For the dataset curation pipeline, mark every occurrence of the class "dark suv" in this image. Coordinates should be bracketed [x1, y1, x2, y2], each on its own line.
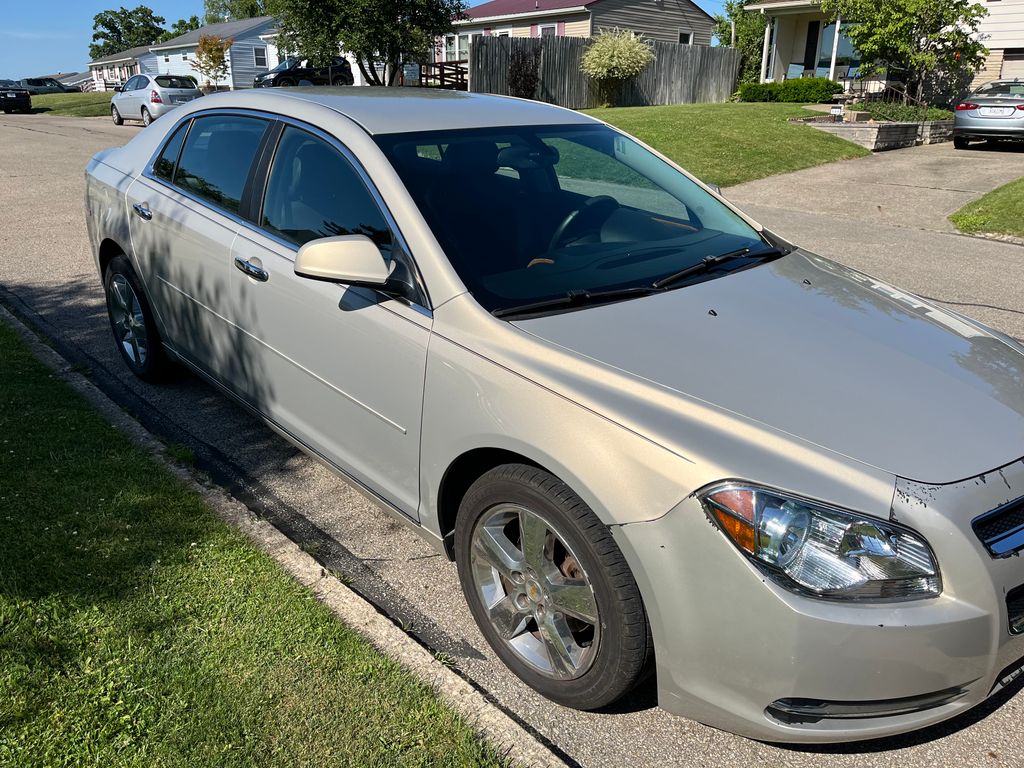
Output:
[253, 57, 354, 88]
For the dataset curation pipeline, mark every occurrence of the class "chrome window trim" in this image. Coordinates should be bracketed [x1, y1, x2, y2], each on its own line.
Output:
[141, 106, 433, 315]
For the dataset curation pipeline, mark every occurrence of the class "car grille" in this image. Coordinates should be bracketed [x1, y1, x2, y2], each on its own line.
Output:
[973, 496, 1024, 557]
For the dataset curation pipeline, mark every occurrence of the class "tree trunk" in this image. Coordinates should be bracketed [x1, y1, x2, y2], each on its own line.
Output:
[357, 57, 382, 86]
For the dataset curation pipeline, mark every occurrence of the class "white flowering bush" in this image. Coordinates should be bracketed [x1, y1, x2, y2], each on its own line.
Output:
[580, 28, 655, 82]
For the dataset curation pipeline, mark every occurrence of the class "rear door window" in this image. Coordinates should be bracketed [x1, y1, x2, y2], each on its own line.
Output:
[174, 114, 269, 214]
[153, 120, 190, 181]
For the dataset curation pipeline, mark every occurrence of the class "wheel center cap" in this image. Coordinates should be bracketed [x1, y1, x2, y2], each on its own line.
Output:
[526, 581, 543, 603]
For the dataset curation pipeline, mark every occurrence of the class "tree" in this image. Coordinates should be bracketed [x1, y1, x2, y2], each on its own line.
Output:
[157, 15, 201, 43]
[712, 1, 767, 86]
[204, 0, 267, 23]
[267, 0, 350, 68]
[819, 0, 988, 102]
[89, 5, 166, 60]
[580, 29, 655, 106]
[192, 34, 234, 90]
[341, 0, 467, 85]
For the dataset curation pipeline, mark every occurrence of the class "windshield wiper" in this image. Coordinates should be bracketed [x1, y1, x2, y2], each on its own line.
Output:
[493, 285, 660, 319]
[652, 246, 787, 290]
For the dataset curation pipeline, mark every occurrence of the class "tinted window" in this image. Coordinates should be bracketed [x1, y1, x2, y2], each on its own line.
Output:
[153, 120, 189, 181]
[175, 115, 268, 214]
[155, 75, 195, 89]
[262, 126, 392, 249]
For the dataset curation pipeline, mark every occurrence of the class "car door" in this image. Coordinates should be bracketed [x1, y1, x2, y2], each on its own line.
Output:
[228, 123, 431, 518]
[116, 76, 140, 115]
[126, 112, 273, 373]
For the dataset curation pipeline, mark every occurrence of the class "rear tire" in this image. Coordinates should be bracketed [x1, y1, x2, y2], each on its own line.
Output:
[141, 107, 152, 126]
[104, 255, 171, 382]
[455, 464, 653, 710]
[331, 75, 352, 86]
[111, 104, 123, 125]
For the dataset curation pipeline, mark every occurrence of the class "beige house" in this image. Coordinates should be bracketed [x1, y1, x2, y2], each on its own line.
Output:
[746, 0, 1024, 88]
[439, 0, 715, 61]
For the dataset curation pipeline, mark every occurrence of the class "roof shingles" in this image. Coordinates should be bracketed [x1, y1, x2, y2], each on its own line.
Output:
[465, 0, 597, 19]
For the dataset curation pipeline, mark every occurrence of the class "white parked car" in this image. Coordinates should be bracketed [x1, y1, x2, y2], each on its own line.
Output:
[111, 74, 201, 126]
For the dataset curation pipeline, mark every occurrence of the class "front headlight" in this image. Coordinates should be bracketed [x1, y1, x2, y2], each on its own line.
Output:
[699, 483, 940, 601]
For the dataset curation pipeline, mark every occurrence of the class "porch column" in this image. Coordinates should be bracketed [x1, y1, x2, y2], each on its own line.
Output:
[759, 12, 771, 82]
[828, 14, 841, 81]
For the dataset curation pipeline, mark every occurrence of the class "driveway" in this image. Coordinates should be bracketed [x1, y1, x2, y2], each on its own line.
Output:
[725, 141, 1024, 341]
[1, 114, 1023, 768]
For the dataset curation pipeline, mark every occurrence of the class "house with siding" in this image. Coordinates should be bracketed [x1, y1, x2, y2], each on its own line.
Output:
[745, 0, 1024, 88]
[88, 16, 280, 91]
[439, 0, 715, 62]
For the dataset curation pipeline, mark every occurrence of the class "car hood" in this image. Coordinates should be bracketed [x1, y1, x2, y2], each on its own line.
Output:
[512, 251, 1024, 484]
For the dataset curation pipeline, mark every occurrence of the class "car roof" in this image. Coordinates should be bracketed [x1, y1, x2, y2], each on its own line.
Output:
[193, 87, 598, 135]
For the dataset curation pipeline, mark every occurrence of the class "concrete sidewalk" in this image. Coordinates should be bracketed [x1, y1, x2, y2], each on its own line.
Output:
[725, 141, 1024, 340]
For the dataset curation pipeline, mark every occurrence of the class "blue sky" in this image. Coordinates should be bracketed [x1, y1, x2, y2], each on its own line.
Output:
[0, 0, 723, 79]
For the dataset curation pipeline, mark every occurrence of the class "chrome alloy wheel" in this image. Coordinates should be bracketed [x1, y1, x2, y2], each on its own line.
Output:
[108, 274, 148, 366]
[470, 503, 600, 679]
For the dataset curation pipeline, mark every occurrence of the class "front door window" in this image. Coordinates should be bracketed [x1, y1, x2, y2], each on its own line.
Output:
[816, 24, 860, 78]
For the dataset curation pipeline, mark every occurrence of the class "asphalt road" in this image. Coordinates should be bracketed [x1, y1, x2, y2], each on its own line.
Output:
[2, 113, 1024, 768]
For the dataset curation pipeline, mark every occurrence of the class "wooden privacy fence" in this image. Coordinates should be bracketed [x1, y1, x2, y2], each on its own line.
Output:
[469, 36, 741, 109]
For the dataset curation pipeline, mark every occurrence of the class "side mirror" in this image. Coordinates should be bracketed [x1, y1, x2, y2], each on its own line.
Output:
[294, 235, 392, 286]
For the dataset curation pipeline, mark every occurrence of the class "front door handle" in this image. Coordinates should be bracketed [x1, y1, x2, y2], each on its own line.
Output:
[234, 256, 268, 282]
[132, 202, 152, 221]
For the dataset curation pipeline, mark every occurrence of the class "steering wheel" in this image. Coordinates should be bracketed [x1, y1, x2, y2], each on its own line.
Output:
[546, 195, 620, 254]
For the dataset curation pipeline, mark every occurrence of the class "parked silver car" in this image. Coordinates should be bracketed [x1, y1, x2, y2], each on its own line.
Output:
[110, 74, 201, 127]
[953, 79, 1024, 148]
[84, 89, 1024, 743]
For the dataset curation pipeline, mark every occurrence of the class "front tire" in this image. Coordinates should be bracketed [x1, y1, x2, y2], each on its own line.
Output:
[141, 107, 152, 126]
[111, 104, 123, 125]
[104, 255, 171, 382]
[455, 464, 653, 710]
[277, 78, 295, 87]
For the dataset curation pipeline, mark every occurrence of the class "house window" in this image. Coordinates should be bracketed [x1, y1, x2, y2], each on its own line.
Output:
[496, 29, 511, 37]
[182, 52, 188, 61]
[164, 55, 169, 62]
[540, 24, 557, 36]
[678, 31, 692, 45]
[443, 33, 472, 61]
[254, 46, 267, 68]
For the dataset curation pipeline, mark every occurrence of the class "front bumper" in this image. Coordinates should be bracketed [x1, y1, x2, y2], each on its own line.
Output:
[613, 457, 1024, 742]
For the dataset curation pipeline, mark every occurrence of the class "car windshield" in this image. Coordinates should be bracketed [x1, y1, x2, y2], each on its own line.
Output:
[976, 81, 1024, 96]
[375, 124, 768, 314]
[155, 75, 195, 89]
[269, 58, 297, 72]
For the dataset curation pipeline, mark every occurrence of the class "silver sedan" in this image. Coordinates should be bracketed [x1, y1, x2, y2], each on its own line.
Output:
[84, 88, 1024, 743]
[110, 74, 201, 127]
[953, 79, 1024, 148]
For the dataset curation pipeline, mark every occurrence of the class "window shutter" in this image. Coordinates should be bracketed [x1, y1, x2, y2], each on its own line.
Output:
[530, 24, 539, 37]
[557, 21, 566, 36]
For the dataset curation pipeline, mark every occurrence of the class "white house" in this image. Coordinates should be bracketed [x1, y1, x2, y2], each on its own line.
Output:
[88, 16, 281, 90]
[745, 0, 1024, 89]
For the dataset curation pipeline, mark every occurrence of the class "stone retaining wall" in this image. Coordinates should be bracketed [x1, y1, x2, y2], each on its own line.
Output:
[793, 119, 955, 151]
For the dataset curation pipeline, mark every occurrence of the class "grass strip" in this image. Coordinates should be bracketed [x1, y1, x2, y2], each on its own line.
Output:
[29, 91, 115, 117]
[950, 175, 1024, 238]
[0, 320, 501, 768]
[584, 102, 869, 187]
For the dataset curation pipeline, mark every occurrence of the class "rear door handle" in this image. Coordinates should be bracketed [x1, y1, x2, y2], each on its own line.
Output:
[132, 202, 152, 221]
[234, 256, 268, 282]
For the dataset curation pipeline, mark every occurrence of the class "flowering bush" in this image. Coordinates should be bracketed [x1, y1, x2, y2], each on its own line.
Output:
[580, 28, 655, 82]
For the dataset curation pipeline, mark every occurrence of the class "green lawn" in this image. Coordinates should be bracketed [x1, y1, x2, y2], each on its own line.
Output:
[950, 175, 1024, 238]
[584, 102, 870, 187]
[0, 321, 501, 767]
[30, 91, 113, 117]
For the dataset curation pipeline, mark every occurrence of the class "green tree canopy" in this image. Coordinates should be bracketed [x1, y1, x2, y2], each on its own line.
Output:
[157, 15, 202, 43]
[268, 0, 466, 86]
[712, 1, 767, 86]
[820, 0, 987, 102]
[204, 0, 267, 23]
[89, 5, 166, 60]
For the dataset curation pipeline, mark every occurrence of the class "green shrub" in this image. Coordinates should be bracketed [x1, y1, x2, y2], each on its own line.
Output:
[738, 77, 842, 103]
[847, 101, 954, 122]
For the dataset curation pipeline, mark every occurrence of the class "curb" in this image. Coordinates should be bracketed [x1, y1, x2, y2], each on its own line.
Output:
[0, 302, 569, 768]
